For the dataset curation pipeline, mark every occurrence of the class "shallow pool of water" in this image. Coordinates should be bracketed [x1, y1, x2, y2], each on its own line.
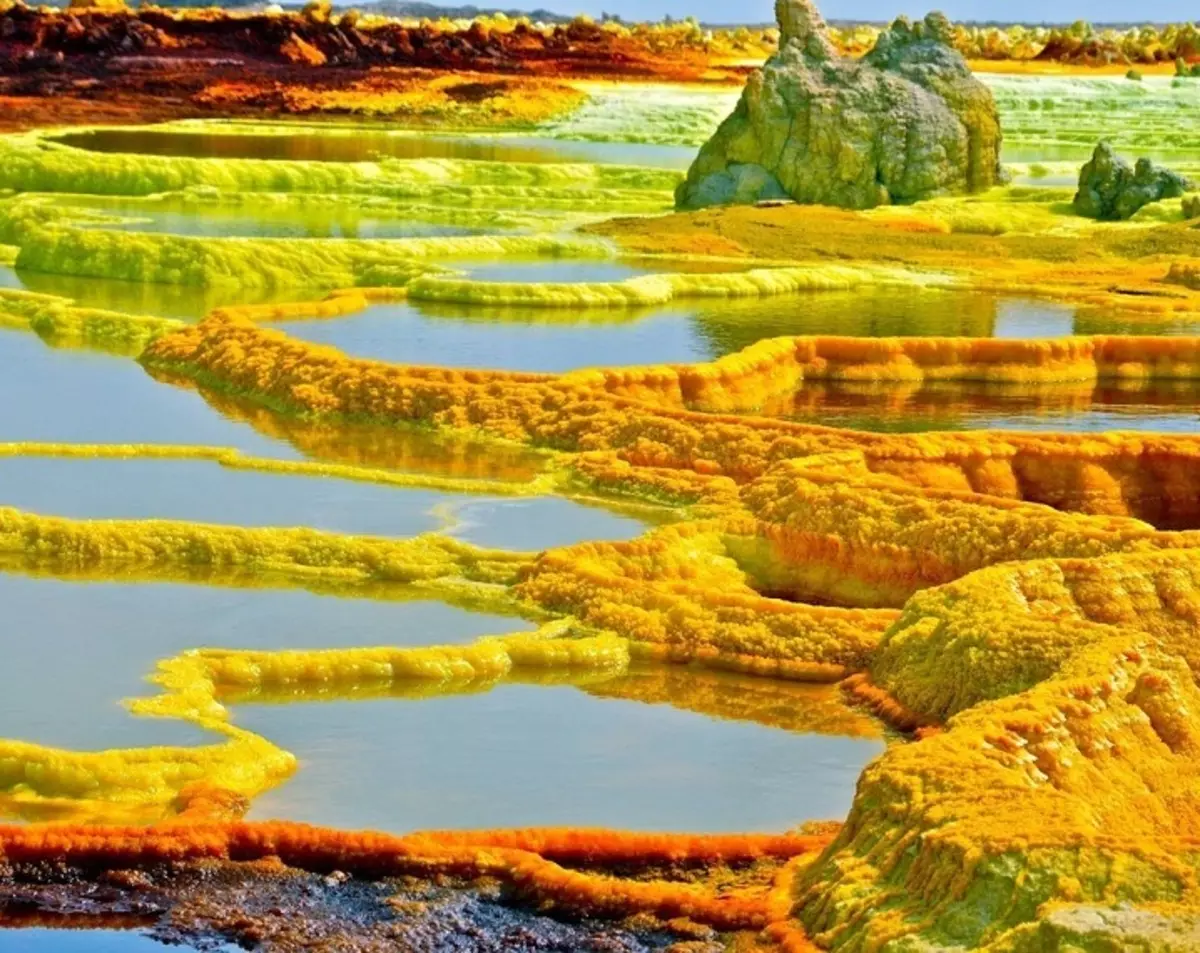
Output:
[0, 328, 553, 479]
[786, 383, 1200, 434]
[0, 456, 647, 550]
[1, 264, 315, 322]
[0, 573, 535, 753]
[83, 208, 482, 241]
[40, 192, 513, 241]
[280, 300, 711, 372]
[0, 328, 286, 452]
[51, 128, 695, 169]
[0, 931, 176, 952]
[456, 260, 657, 283]
[277, 290, 1198, 374]
[238, 669, 884, 833]
[0, 570, 884, 833]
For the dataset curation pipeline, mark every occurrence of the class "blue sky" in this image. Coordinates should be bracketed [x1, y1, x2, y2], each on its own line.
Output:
[582, 0, 1195, 24]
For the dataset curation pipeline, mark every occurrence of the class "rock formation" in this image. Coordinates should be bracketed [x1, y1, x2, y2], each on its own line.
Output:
[1073, 141, 1192, 220]
[675, 0, 1004, 210]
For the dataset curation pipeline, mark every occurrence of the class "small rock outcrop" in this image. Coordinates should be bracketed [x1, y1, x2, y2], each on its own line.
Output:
[1073, 142, 1192, 221]
[675, 0, 1003, 211]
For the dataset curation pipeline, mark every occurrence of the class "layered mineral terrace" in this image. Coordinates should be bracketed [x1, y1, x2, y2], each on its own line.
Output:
[0, 43, 1199, 953]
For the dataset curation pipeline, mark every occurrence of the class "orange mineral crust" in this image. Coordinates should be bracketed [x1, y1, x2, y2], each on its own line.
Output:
[0, 822, 832, 934]
[119, 297, 1200, 949]
[142, 314, 1200, 520]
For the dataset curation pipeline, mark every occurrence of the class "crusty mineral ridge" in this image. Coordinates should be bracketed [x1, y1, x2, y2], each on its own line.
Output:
[675, 0, 1003, 210]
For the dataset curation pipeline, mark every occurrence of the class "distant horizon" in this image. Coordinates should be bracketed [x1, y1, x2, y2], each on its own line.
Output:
[281, 0, 1198, 28]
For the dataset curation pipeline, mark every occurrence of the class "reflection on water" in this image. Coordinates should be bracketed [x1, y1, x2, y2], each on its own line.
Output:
[42, 193, 507, 241]
[238, 669, 884, 833]
[279, 289, 1199, 374]
[0, 329, 551, 479]
[280, 300, 711, 372]
[4, 265, 314, 321]
[52, 128, 695, 169]
[81, 208, 481, 241]
[991, 299, 1075, 338]
[0, 573, 535, 751]
[0, 456, 648, 550]
[0, 569, 883, 833]
[0, 328, 287, 452]
[172, 379, 552, 481]
[783, 381, 1200, 434]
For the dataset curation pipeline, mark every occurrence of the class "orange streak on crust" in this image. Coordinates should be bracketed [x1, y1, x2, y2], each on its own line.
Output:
[840, 673, 936, 734]
[0, 822, 833, 934]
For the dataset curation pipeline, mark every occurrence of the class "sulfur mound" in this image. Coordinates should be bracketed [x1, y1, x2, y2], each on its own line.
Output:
[675, 0, 1003, 211]
[1074, 141, 1192, 221]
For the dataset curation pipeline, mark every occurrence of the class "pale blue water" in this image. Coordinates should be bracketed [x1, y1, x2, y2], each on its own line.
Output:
[279, 289, 1200, 374]
[0, 931, 177, 952]
[0, 327, 549, 478]
[0, 574, 536, 752]
[0, 456, 648, 549]
[799, 405, 1200, 434]
[281, 300, 710, 372]
[0, 570, 884, 832]
[76, 208, 483, 241]
[239, 674, 884, 833]
[0, 327, 286, 452]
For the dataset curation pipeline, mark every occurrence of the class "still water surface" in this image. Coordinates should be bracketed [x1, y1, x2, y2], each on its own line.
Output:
[1, 120, 1191, 850]
[52, 128, 695, 169]
[240, 673, 883, 833]
[0, 931, 182, 952]
[0, 456, 648, 550]
[0, 572, 883, 831]
[279, 290, 1200, 374]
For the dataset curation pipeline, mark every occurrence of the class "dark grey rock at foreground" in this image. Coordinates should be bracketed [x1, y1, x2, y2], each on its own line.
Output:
[675, 0, 1004, 211]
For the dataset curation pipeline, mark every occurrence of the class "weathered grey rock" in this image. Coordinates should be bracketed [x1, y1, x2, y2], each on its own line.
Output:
[1073, 141, 1193, 221]
[675, 0, 1004, 211]
[1003, 904, 1200, 953]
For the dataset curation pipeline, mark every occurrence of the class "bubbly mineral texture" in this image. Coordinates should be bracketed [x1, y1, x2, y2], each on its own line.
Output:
[675, 0, 1003, 210]
[1073, 141, 1193, 221]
